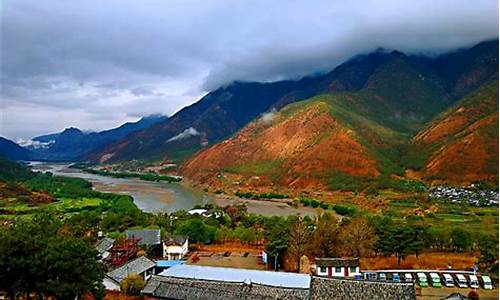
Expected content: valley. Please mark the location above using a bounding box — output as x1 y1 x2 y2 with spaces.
0 36 498 300
29 162 208 214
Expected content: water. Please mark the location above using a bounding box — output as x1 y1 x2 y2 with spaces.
29 162 210 213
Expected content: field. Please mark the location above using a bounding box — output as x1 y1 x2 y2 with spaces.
187 242 266 270
361 252 477 270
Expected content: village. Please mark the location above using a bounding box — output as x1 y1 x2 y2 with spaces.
429 186 499 206
94 207 497 300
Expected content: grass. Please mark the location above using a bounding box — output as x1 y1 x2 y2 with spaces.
47 198 103 212
225 160 283 176
382 196 499 236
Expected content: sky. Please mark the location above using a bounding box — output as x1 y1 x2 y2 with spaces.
1 0 498 140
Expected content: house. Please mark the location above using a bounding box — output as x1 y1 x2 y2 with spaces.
95 237 114 260
142 264 311 300
125 229 161 246
315 258 360 278
163 236 188 260
104 256 156 291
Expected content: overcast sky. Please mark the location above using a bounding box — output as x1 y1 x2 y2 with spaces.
1 0 498 140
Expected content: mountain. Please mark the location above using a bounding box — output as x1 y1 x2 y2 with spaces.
92 40 498 164
182 80 499 192
0 137 33 161
29 114 167 161
407 80 498 185
181 41 498 191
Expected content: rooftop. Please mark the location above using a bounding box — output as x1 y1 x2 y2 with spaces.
107 256 156 283
125 229 161 246
95 237 114 254
315 257 359 268
164 235 188 246
156 260 185 268
142 275 310 300
159 264 311 288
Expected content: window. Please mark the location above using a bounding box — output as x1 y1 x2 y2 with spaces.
350 266 357 273
320 267 326 273
335 267 341 273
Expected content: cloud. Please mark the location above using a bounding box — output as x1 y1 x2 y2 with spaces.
16 138 55 149
167 127 200 143
1 0 498 139
260 109 277 125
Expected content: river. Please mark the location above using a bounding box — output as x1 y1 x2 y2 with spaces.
29 162 209 213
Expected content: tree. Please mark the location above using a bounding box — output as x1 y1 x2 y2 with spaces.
0 214 105 299
288 218 312 272
340 217 376 257
40 236 106 299
451 228 472 252
120 274 145 295
234 226 256 244
477 232 499 270
311 213 340 258
215 226 232 243
176 218 216 243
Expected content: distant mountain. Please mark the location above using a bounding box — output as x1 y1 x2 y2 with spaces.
0 137 33 161
92 40 498 164
29 114 167 161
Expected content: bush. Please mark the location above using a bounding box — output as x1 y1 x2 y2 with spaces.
319 202 330 209
332 204 356 216
120 274 145 295
310 200 320 208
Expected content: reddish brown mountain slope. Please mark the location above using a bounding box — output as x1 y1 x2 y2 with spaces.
410 80 499 185
181 100 386 192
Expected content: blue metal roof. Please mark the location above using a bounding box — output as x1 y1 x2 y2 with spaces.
159 264 311 288
156 260 185 268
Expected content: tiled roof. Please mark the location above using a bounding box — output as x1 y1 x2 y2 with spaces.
107 256 155 283
142 275 310 300
159 264 311 288
95 237 114 254
310 276 416 300
315 257 359 268
126 229 161 246
163 235 188 246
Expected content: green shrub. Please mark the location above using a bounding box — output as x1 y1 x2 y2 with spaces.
332 204 357 216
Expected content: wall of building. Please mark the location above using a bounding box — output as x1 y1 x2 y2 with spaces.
163 241 188 259
316 266 361 277
310 276 416 300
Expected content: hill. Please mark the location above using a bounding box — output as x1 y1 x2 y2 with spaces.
408 80 499 185
92 40 498 164
0 137 33 161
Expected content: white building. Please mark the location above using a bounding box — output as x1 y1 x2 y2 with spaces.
315 258 361 278
163 236 189 260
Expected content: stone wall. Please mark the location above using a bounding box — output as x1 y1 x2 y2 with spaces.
310 276 416 300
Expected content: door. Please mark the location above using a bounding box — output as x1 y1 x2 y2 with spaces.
344 267 349 277
327 267 332 277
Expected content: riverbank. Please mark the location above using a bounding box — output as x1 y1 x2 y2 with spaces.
212 194 328 218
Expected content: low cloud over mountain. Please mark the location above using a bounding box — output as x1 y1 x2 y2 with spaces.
1 0 498 139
